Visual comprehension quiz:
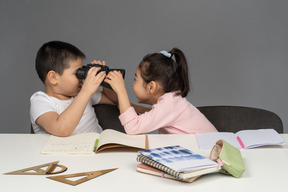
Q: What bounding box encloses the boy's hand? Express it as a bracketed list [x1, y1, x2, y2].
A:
[105, 71, 126, 95]
[81, 67, 106, 96]
[90, 60, 106, 66]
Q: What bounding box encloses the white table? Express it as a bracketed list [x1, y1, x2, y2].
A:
[0, 134, 288, 192]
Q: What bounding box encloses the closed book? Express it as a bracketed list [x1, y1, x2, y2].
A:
[136, 163, 200, 183]
[137, 145, 220, 180]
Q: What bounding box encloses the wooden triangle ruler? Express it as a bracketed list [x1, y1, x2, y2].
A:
[47, 168, 118, 186]
[4, 161, 67, 175]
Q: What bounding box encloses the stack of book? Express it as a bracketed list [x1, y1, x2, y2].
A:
[136, 145, 220, 183]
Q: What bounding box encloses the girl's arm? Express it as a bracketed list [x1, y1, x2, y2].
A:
[118, 102, 175, 135]
[104, 71, 131, 114]
[104, 72, 174, 134]
[100, 87, 151, 113]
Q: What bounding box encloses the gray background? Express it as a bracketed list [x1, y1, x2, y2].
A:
[0, 0, 287, 133]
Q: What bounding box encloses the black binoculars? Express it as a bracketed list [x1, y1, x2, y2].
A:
[76, 64, 125, 89]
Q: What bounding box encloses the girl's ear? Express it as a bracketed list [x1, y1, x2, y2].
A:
[147, 81, 158, 94]
[46, 70, 58, 85]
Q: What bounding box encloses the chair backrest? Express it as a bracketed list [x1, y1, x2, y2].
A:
[93, 104, 125, 133]
[197, 106, 283, 133]
[31, 125, 35, 134]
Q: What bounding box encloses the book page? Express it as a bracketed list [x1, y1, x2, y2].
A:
[97, 129, 146, 151]
[236, 129, 285, 148]
[195, 132, 241, 149]
[41, 132, 99, 154]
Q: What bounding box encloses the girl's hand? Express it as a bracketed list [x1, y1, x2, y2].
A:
[105, 71, 126, 95]
[105, 70, 131, 114]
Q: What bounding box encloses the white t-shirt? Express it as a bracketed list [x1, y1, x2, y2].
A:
[30, 91, 103, 134]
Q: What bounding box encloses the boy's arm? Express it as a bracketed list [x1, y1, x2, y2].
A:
[36, 91, 92, 136]
[36, 68, 106, 137]
[99, 87, 118, 105]
[131, 103, 151, 114]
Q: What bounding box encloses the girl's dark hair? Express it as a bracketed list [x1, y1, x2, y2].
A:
[35, 41, 85, 83]
[138, 47, 190, 97]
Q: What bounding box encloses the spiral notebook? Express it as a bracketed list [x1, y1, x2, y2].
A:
[137, 145, 220, 180]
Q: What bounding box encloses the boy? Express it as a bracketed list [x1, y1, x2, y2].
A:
[30, 41, 115, 136]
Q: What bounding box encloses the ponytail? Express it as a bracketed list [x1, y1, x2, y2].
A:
[169, 48, 190, 97]
[138, 47, 190, 97]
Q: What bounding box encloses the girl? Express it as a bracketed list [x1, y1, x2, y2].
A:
[105, 48, 217, 134]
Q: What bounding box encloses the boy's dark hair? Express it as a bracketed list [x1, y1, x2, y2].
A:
[35, 41, 85, 83]
[138, 47, 190, 97]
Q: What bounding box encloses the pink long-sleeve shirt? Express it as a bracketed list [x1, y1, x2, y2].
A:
[119, 92, 218, 134]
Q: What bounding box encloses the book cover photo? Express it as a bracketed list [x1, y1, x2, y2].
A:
[138, 145, 219, 173]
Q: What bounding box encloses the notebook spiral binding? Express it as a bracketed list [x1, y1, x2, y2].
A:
[136, 154, 181, 180]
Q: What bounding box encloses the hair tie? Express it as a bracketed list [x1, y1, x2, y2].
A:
[159, 50, 172, 58]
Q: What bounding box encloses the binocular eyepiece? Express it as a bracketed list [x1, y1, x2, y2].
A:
[76, 64, 125, 89]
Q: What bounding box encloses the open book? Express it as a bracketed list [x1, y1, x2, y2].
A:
[41, 129, 148, 154]
[136, 164, 200, 183]
[196, 129, 285, 149]
[136, 145, 220, 180]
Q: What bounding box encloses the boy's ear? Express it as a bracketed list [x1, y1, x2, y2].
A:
[46, 70, 58, 85]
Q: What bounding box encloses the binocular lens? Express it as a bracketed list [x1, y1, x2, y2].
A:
[76, 69, 86, 79]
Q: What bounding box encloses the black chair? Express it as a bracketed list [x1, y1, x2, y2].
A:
[31, 104, 125, 134]
[197, 106, 283, 133]
[93, 104, 125, 133]
[31, 125, 35, 134]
